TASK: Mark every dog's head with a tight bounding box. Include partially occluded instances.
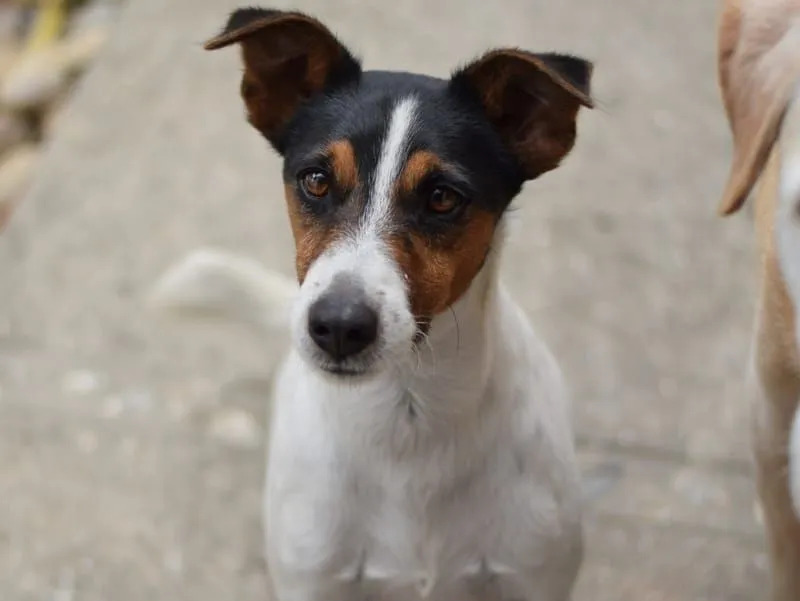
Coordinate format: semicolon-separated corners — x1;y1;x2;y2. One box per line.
206;8;592;378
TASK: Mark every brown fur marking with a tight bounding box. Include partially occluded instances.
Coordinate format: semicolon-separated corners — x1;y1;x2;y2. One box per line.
393;150;497;319
283;140;360;282
284;184;341;283
388;210;496;320
398;150;442;196
328;139;359;192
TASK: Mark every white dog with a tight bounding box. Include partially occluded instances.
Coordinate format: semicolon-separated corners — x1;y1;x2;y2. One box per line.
151;6;594;600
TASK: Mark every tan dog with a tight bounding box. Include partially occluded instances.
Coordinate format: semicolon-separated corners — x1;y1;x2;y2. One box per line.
717;1;800;599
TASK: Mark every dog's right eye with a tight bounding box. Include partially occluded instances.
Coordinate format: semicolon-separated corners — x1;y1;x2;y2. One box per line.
299;169;330;199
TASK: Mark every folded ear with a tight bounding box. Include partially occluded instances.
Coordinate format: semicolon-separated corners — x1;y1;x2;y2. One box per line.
205;8;361;152
450;49;593;180
716;0;800;216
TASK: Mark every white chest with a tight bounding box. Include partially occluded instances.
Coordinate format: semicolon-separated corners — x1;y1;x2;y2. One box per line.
268;448;536;601
340;471;530;601
264;295;581;601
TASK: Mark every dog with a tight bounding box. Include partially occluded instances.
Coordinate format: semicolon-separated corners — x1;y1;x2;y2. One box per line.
716;0;800;598
151;7;594;600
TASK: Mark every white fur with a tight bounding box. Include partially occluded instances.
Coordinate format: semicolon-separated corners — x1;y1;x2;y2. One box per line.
364;96;418;232
777;82;800;518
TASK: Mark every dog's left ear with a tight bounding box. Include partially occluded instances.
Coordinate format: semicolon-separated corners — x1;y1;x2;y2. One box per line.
205;8;361;152
450;49;593;180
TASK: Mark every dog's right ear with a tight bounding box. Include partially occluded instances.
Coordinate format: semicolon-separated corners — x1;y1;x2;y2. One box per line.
205;8;361;152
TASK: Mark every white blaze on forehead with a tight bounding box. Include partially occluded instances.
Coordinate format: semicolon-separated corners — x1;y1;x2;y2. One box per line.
361;96;419;235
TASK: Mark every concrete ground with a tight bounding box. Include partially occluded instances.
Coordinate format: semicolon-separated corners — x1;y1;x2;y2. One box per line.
0;0;766;599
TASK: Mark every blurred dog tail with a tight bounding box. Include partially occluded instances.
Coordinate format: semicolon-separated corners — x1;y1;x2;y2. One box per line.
146;247;296;335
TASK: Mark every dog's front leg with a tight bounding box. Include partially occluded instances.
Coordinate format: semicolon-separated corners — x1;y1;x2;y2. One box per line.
754;434;800;601
264;485;365;601
264;426;366;600
265;521;366;601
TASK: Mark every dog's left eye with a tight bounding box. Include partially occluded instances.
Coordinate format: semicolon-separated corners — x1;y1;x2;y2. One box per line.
299;169;330;199
427;186;465;217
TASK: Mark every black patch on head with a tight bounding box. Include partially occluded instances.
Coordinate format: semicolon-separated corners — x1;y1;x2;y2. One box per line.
281;69;525;236
219;7;280;35
413;83;525;211
271;66;363;157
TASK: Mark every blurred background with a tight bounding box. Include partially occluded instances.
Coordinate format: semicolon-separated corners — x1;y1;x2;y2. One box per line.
0;0;763;599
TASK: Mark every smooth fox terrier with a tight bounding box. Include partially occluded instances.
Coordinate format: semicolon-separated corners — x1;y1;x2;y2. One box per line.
152;7;594;600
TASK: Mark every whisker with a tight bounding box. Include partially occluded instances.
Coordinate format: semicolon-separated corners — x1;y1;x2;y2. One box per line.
448;305;461;355
412;331;432;373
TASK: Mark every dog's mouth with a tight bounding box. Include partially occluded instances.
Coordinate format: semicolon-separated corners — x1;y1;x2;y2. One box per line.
320;364;368;377
305;349;380;379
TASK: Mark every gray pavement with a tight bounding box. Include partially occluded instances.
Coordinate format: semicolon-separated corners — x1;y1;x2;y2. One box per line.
0;0;765;599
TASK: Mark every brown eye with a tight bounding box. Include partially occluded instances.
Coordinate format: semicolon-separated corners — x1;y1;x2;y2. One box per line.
427;186;464;216
299;170;330;198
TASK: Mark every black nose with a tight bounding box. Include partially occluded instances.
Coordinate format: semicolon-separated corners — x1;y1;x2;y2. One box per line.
308;294;379;360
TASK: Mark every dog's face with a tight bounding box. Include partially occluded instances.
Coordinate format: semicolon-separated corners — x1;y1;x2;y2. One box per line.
207;8;592;377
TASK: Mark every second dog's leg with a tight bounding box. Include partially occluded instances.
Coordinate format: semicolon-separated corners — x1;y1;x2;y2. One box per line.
750;369;800;601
